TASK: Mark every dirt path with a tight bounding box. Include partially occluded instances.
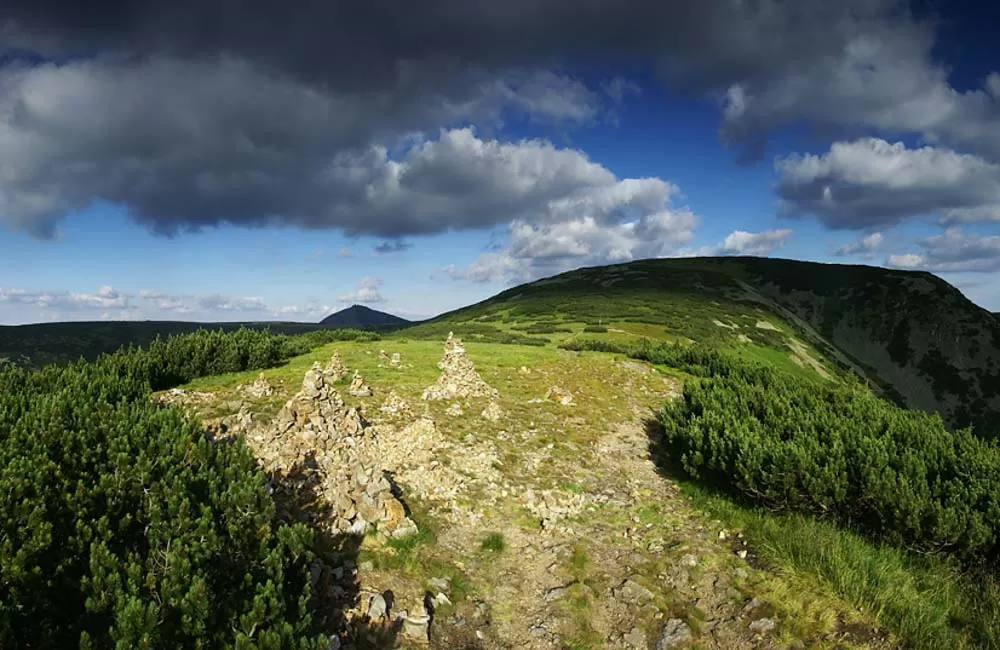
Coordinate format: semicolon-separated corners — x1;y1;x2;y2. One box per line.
346;356;888;649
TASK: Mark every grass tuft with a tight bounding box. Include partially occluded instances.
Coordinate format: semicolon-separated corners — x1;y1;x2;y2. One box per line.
480;532;505;553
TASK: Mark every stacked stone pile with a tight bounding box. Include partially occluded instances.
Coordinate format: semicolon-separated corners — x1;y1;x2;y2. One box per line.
221;356;417;538
421;333;499;401
237;373;274;398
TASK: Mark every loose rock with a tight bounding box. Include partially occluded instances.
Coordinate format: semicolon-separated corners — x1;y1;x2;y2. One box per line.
656;618;693;649
480;401;504;422
623;627;646;648
379;391;413;417
545;386;574;406
401;605;431;643
616;578;656;603
368;593;387;621
749;618;776;633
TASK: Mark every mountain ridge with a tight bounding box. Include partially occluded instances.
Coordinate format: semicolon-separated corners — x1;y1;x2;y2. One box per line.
407;256;1000;437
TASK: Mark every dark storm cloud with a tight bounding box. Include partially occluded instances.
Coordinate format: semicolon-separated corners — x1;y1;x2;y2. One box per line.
3;0;998;240
1;0;909;89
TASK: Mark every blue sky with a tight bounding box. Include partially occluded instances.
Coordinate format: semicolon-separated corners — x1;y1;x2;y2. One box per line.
1;0;999;324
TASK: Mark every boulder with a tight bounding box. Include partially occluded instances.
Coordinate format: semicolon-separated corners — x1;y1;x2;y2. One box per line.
656;619;692;649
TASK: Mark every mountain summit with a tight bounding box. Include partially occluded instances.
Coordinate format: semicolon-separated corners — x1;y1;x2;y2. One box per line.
320;304;410;329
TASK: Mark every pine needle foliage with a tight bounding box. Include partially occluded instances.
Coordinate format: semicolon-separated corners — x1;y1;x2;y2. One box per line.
0;329;334;648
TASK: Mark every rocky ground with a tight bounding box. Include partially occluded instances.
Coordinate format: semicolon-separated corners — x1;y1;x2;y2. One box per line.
159;336;894;650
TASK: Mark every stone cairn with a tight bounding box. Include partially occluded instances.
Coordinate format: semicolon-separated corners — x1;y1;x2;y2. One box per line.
237;372;274;398
379;390;413;417
545;385;574;406
229;354;417;538
325;351;349;381
421;333;499;401
480;400;504;422
348;370;373;397
378;349;404;369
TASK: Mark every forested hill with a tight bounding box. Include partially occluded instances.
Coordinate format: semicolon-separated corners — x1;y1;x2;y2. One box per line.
0;320;329;369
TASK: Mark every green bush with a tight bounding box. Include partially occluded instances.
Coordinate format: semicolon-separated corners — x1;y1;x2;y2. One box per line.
480;532;505;553
656;361;1000;562
581;326;608;333
569;337;1000;562
511;323;572;334
77;325;366;393
0;362;324;648
285;328;380;355
561;338;737;378
0;329;337;648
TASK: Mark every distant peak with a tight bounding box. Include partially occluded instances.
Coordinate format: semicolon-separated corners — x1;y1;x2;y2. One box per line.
319;304;410;328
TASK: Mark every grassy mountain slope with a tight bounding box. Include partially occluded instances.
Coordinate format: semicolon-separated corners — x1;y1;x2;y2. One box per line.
738;258;1000;435
320;304;411;329
403;256;1000;437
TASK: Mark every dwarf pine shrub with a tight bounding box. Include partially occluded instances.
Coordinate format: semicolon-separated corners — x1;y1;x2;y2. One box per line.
0;330;329;648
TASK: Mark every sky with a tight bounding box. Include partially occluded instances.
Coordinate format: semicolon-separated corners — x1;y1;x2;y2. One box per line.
1;0;1000;325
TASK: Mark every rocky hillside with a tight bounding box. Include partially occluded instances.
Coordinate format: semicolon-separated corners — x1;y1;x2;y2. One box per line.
410;257;1000;438
738;258;1000;436
162;336;897;649
321;305;411;329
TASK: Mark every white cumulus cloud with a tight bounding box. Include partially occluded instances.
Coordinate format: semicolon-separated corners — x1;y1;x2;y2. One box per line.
776;138;1000;230
338;276;385;303
885;227;1000;273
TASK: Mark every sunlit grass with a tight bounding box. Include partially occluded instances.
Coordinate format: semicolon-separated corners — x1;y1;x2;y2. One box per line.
681;483;1000;650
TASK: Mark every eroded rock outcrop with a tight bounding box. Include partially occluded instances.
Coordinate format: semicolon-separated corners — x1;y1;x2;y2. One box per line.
421;333;499;401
